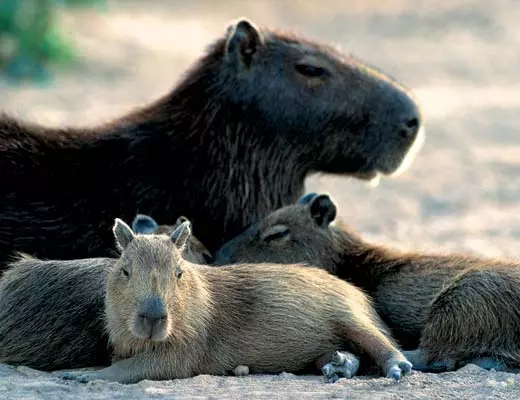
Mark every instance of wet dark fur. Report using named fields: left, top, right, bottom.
left=215, top=193, right=520, bottom=370
left=0, top=18, right=422, bottom=268
left=0, top=220, right=210, bottom=371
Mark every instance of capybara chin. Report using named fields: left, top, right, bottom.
left=0, top=215, right=211, bottom=371
left=215, top=192, right=520, bottom=372
left=60, top=218, right=412, bottom=384
left=0, top=17, right=424, bottom=267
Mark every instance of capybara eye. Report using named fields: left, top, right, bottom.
left=295, top=64, right=327, bottom=78
left=121, top=267, right=130, bottom=278
left=262, top=225, right=291, bottom=243
left=176, top=269, right=183, bottom=280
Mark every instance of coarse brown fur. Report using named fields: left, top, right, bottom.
left=0, top=17, right=424, bottom=268
left=215, top=192, right=520, bottom=371
left=0, top=217, right=210, bottom=371
left=60, top=218, right=412, bottom=384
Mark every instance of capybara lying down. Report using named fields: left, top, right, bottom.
left=215, top=192, right=520, bottom=372
left=0, top=215, right=211, bottom=371
left=60, top=218, right=412, bottom=384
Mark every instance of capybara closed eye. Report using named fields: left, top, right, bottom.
left=215, top=192, right=520, bottom=372
left=0, top=17, right=423, bottom=269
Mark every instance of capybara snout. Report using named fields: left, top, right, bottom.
left=134, top=296, right=169, bottom=341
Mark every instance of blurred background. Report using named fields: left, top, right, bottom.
left=1, top=0, right=520, bottom=257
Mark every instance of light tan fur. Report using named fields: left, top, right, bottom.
left=61, top=219, right=412, bottom=384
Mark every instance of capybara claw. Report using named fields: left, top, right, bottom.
left=386, top=360, right=413, bottom=381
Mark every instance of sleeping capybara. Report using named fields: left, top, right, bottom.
left=0, top=17, right=424, bottom=268
left=215, top=192, right=520, bottom=372
left=0, top=215, right=211, bottom=370
left=59, top=218, right=412, bottom=384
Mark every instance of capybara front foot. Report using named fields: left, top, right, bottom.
left=57, top=367, right=128, bottom=383
left=384, top=357, right=413, bottom=381
left=58, top=370, right=101, bottom=383
left=322, top=350, right=360, bottom=383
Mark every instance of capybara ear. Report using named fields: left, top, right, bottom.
left=171, top=220, right=192, bottom=251
left=298, top=192, right=319, bottom=205
left=113, top=218, right=136, bottom=251
left=176, top=216, right=189, bottom=225
left=225, top=18, right=264, bottom=68
left=132, top=214, right=159, bottom=235
left=309, top=194, right=337, bottom=227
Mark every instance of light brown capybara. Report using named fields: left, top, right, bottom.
left=59, top=218, right=412, bottom=384
left=0, top=215, right=211, bottom=371
left=215, top=192, right=520, bottom=372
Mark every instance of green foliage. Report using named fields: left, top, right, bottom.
left=0, top=0, right=106, bottom=84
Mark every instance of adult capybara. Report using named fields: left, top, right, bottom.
left=132, top=214, right=213, bottom=264
left=214, top=192, right=520, bottom=372
left=60, top=218, right=412, bottom=384
left=0, top=17, right=424, bottom=268
left=0, top=215, right=211, bottom=371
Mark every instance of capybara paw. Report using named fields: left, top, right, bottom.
left=232, top=365, right=250, bottom=377
left=322, top=363, right=340, bottom=383
left=322, top=351, right=360, bottom=383
left=385, top=358, right=413, bottom=381
left=58, top=371, right=98, bottom=383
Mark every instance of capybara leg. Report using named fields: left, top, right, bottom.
left=345, top=325, right=412, bottom=380
left=57, top=355, right=154, bottom=384
left=403, top=349, right=454, bottom=372
left=318, top=350, right=361, bottom=383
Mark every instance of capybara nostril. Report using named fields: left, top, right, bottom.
left=400, top=117, right=420, bottom=140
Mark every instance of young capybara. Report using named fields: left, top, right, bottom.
left=0, top=17, right=424, bottom=268
left=214, top=192, right=520, bottom=372
left=132, top=214, right=213, bottom=264
left=60, top=218, right=412, bottom=384
left=0, top=215, right=211, bottom=371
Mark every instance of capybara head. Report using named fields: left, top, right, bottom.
left=196, top=17, right=425, bottom=182
left=107, top=218, right=195, bottom=343
left=214, top=192, right=359, bottom=272
left=131, top=214, right=213, bottom=265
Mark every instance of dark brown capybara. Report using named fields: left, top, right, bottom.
left=214, top=192, right=520, bottom=372
left=59, top=218, right=412, bottom=384
left=0, top=17, right=425, bottom=268
left=0, top=215, right=211, bottom=371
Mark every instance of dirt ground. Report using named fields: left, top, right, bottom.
left=2, top=0, right=520, bottom=398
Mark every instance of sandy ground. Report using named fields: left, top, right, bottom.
left=2, top=0, right=520, bottom=398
